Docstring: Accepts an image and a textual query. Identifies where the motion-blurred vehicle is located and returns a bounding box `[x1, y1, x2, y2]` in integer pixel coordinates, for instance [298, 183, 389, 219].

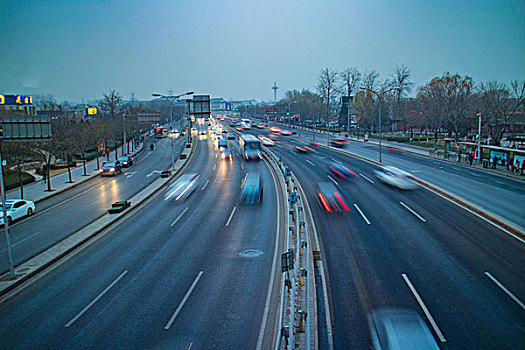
[240, 134, 262, 160]
[100, 161, 122, 176]
[315, 182, 350, 212]
[199, 129, 207, 135]
[164, 173, 199, 201]
[368, 308, 440, 350]
[374, 166, 417, 189]
[281, 130, 292, 136]
[241, 173, 263, 205]
[0, 199, 35, 226]
[295, 145, 308, 153]
[259, 136, 275, 146]
[270, 127, 281, 134]
[220, 147, 232, 160]
[332, 137, 349, 147]
[227, 133, 235, 140]
[329, 161, 359, 179]
[118, 156, 133, 167]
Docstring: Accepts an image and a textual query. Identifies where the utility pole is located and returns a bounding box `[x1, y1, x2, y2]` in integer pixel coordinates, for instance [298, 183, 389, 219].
[477, 112, 482, 162]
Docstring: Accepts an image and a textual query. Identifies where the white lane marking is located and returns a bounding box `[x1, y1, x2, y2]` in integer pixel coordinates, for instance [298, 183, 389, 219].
[402, 274, 447, 342]
[400, 201, 426, 222]
[353, 204, 371, 225]
[237, 153, 240, 157]
[327, 175, 339, 186]
[124, 171, 137, 178]
[359, 173, 374, 183]
[171, 207, 189, 227]
[146, 170, 162, 177]
[164, 271, 204, 330]
[65, 270, 128, 327]
[485, 272, 525, 310]
[225, 206, 237, 226]
[495, 180, 504, 185]
[213, 163, 216, 170]
[472, 173, 480, 177]
[241, 163, 244, 170]
[215, 153, 217, 158]
[306, 160, 316, 166]
[256, 162, 281, 350]
[201, 179, 209, 190]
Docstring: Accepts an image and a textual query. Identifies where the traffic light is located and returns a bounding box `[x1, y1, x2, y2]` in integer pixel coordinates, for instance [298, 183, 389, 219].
[286, 110, 290, 116]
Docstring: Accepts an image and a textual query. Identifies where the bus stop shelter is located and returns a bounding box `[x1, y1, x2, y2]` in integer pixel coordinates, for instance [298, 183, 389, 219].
[460, 142, 525, 172]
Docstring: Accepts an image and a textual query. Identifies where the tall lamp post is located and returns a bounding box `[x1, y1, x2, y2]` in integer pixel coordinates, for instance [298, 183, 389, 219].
[152, 91, 194, 166]
[360, 87, 392, 163]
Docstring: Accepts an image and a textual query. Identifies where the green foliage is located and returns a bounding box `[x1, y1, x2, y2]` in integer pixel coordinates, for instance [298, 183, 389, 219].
[4, 172, 35, 191]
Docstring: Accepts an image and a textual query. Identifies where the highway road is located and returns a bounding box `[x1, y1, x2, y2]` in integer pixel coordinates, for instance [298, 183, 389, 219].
[268, 122, 525, 230]
[242, 125, 525, 349]
[0, 135, 185, 274]
[0, 128, 282, 349]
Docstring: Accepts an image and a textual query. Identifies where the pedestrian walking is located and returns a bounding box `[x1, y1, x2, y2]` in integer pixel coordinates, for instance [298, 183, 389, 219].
[468, 153, 474, 166]
[457, 150, 461, 162]
[492, 155, 498, 169]
[42, 165, 47, 183]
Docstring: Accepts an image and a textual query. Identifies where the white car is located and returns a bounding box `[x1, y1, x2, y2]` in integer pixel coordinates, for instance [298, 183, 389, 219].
[258, 136, 275, 146]
[374, 166, 417, 190]
[0, 199, 36, 225]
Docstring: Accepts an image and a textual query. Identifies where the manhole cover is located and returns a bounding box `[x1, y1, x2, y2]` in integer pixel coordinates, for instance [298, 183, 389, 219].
[239, 249, 264, 258]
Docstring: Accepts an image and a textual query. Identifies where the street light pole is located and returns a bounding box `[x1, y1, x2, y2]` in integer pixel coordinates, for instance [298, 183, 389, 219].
[477, 112, 482, 162]
[360, 87, 392, 163]
[152, 91, 194, 167]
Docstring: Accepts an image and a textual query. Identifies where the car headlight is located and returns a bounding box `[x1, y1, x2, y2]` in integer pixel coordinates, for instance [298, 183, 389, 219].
[109, 167, 115, 172]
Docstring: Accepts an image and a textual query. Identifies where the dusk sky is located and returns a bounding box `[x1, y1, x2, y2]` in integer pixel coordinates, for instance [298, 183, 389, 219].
[1, 0, 524, 103]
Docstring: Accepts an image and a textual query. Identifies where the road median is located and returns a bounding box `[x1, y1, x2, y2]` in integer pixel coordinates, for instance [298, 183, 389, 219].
[0, 139, 196, 297]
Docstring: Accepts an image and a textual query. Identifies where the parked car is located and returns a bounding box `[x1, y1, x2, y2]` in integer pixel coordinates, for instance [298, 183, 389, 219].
[0, 199, 36, 226]
[118, 156, 134, 167]
[99, 161, 122, 176]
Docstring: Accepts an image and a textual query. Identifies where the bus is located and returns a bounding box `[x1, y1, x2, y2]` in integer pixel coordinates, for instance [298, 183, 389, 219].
[240, 118, 252, 130]
[154, 126, 168, 138]
[239, 134, 262, 160]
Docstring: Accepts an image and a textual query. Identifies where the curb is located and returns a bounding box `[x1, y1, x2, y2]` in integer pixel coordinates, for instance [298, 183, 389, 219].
[317, 144, 525, 236]
[0, 140, 195, 297]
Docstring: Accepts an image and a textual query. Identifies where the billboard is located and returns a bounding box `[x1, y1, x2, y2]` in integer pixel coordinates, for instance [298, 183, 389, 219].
[0, 94, 33, 105]
[192, 95, 211, 115]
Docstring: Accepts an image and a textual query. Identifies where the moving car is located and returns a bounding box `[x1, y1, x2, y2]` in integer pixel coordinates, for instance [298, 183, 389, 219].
[374, 166, 417, 189]
[227, 133, 235, 140]
[118, 156, 133, 167]
[368, 308, 440, 350]
[258, 136, 275, 146]
[281, 130, 293, 136]
[164, 173, 200, 201]
[315, 182, 350, 212]
[241, 173, 263, 205]
[329, 161, 359, 179]
[99, 161, 122, 176]
[332, 137, 349, 148]
[0, 199, 36, 225]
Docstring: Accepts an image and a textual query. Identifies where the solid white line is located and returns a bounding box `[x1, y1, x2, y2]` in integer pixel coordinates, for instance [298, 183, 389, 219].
[241, 163, 244, 170]
[402, 274, 446, 342]
[65, 270, 128, 327]
[359, 173, 374, 183]
[327, 175, 339, 186]
[485, 272, 525, 310]
[400, 201, 426, 222]
[306, 159, 316, 166]
[201, 179, 209, 190]
[472, 173, 480, 177]
[171, 207, 189, 227]
[256, 162, 281, 350]
[213, 163, 216, 170]
[353, 204, 371, 225]
[225, 206, 237, 226]
[164, 271, 204, 330]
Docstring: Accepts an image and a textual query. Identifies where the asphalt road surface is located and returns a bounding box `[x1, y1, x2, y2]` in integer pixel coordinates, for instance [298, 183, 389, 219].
[0, 129, 281, 349]
[0, 135, 185, 274]
[243, 125, 525, 349]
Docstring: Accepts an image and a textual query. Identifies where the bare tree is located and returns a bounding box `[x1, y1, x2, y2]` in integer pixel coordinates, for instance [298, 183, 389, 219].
[341, 67, 361, 97]
[316, 68, 340, 124]
[362, 70, 380, 92]
[99, 90, 123, 119]
[2, 142, 37, 198]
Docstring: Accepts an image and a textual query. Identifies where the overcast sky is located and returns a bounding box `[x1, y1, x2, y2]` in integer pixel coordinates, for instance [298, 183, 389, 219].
[1, 0, 524, 103]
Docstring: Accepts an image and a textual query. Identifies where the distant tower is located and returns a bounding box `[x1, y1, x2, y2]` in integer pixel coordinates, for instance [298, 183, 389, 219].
[272, 82, 279, 103]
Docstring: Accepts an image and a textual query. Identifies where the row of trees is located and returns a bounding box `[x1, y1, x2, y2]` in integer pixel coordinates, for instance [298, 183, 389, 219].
[2, 90, 150, 197]
[277, 67, 525, 145]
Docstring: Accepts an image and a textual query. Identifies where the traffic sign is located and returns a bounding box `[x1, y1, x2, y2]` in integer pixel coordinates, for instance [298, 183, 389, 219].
[266, 107, 278, 115]
[225, 103, 232, 111]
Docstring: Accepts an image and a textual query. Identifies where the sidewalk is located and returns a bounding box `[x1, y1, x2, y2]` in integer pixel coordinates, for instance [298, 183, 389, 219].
[6, 142, 145, 203]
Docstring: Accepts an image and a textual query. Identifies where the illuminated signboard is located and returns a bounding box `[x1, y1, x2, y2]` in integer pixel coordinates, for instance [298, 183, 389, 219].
[0, 95, 33, 105]
[85, 107, 98, 115]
